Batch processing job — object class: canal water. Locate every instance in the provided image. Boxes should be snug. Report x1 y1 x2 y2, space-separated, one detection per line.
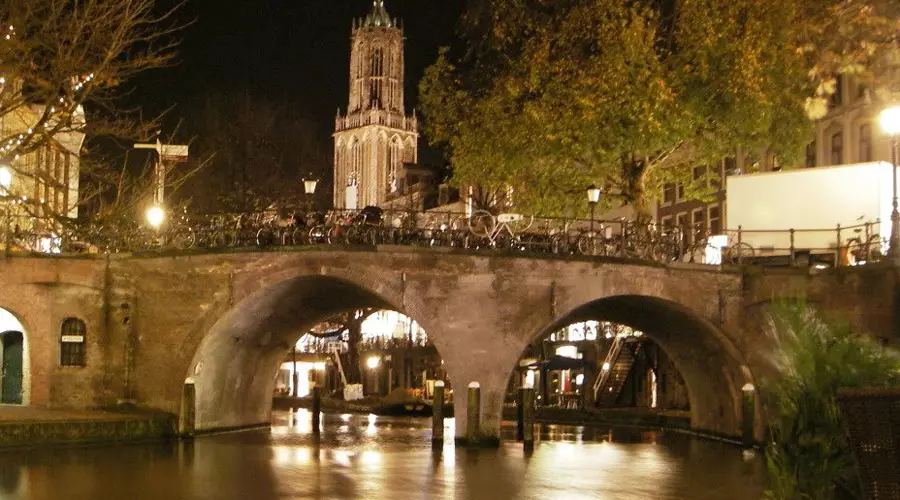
0 410 764 499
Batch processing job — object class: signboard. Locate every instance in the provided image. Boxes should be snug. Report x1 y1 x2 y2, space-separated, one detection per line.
60 335 84 343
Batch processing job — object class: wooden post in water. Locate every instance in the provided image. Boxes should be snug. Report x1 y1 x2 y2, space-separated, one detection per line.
467 382 481 446
181 380 196 439
432 380 445 447
516 387 525 441
523 387 535 451
312 386 321 435
741 383 756 447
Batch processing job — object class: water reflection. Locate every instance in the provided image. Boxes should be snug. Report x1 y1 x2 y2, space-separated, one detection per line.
0 410 764 500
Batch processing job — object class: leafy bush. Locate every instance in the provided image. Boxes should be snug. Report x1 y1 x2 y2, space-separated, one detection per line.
763 300 900 500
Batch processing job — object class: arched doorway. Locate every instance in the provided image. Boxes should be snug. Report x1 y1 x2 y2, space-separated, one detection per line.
0 307 28 405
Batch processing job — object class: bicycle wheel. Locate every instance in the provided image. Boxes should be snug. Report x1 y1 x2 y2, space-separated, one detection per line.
170 227 196 250
725 242 754 264
576 233 599 256
291 227 308 245
468 210 496 239
256 227 275 248
866 234 883 262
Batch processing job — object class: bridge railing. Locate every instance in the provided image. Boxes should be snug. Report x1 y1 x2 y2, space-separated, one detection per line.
0 207 887 268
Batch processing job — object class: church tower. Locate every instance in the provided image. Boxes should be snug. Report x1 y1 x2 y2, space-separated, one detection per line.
333 0 418 209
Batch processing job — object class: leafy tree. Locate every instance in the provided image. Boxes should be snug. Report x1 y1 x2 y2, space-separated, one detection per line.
763 300 900 500
420 0 900 218
0 0 186 219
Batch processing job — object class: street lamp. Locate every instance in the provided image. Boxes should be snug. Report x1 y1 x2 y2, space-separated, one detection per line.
145 205 165 229
303 175 319 213
879 105 900 263
586 184 602 237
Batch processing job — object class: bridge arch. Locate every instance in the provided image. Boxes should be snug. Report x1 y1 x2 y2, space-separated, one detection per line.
524 294 755 438
184 272 452 432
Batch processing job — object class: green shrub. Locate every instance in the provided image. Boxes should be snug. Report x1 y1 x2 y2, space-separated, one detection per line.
763 300 900 500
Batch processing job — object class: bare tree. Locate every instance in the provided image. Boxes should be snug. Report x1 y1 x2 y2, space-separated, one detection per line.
0 0 185 220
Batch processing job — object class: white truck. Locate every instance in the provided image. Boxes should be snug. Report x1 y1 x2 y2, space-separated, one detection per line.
725 161 897 265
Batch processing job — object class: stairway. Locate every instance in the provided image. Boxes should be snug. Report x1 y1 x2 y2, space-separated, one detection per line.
595 341 641 407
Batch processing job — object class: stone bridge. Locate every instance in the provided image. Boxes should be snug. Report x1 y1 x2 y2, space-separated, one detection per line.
0 247 895 442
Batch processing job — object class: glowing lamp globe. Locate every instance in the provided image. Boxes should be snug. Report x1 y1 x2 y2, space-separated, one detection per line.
366 356 380 369
146 206 165 228
880 105 900 137
303 178 319 195
586 185 602 204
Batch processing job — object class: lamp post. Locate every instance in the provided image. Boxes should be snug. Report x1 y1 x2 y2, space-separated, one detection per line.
880 105 900 264
586 185 602 236
303 175 319 213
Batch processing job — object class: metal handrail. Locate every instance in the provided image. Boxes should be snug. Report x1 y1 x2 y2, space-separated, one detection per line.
593 335 625 401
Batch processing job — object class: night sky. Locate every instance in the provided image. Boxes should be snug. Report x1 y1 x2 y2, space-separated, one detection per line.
134 0 466 160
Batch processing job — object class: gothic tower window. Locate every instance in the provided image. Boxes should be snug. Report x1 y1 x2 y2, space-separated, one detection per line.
370 47 384 109
351 138 362 184
388 137 401 192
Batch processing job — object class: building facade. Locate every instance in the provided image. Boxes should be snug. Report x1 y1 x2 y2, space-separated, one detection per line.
1 93 84 223
657 74 896 246
333 0 418 210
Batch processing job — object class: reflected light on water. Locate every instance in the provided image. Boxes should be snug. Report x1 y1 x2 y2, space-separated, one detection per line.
361 450 381 466
366 414 377 436
2 412 765 500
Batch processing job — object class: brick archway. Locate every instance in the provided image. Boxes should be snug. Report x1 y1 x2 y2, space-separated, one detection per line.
184 273 451 433
524 295 756 438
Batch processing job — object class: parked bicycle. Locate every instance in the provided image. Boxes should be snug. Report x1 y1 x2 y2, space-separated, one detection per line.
467 210 534 249
846 216 882 265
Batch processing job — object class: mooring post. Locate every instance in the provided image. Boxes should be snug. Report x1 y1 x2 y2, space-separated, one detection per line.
516 387 525 441
523 387 535 451
432 380 445 447
181 379 196 439
312 386 321 435
741 383 756 447
467 382 481 446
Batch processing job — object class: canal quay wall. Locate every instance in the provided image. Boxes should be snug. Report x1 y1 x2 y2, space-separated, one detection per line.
0 248 895 446
0 407 175 448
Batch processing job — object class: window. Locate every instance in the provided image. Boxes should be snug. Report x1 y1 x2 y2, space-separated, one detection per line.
829 75 843 108
60 318 86 367
693 166 704 181
708 205 722 235
676 212 689 246
830 132 843 165
724 157 739 176
805 141 816 168
692 208 706 240
859 124 872 163
676 183 685 202
660 216 673 228
662 183 675 205
711 161 724 190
